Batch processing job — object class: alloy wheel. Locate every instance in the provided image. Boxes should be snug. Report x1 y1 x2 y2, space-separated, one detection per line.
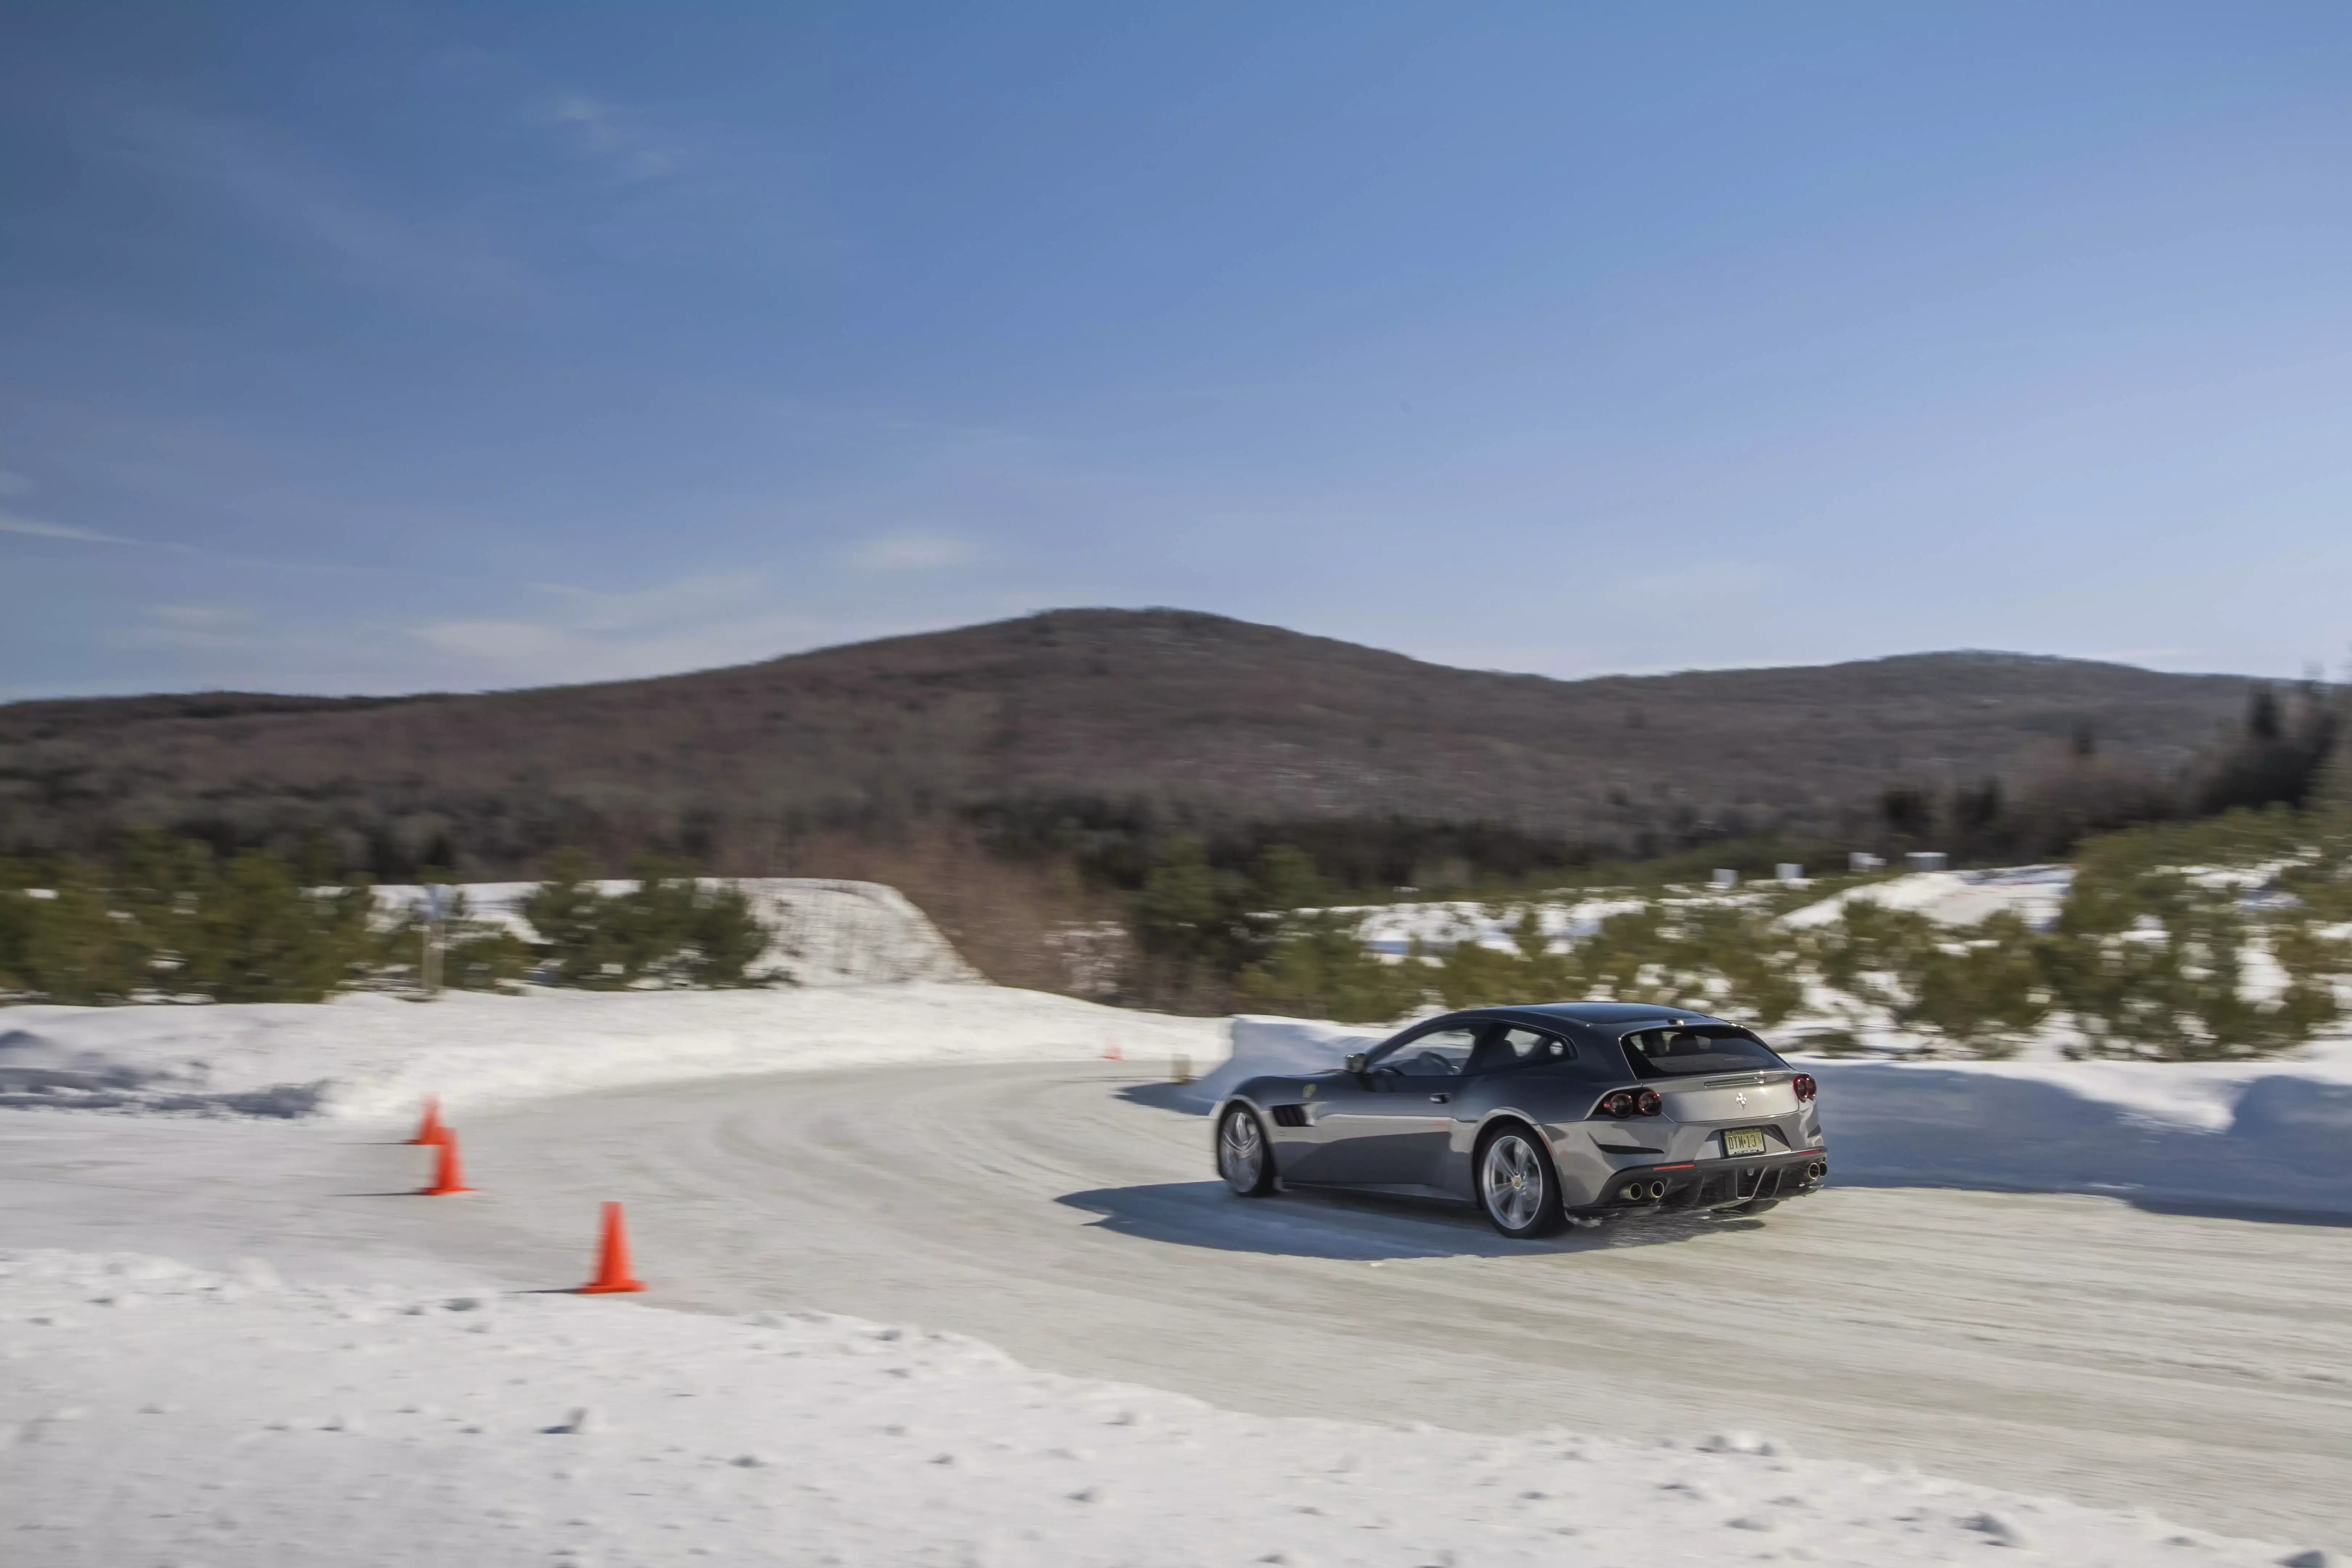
1482 1133 1545 1231
1218 1108 1265 1192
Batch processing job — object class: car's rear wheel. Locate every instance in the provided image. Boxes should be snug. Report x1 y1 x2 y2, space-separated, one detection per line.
1216 1106 1276 1197
1477 1125 1565 1238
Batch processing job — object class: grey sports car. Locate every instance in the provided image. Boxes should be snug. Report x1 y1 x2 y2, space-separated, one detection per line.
1211 1003 1826 1238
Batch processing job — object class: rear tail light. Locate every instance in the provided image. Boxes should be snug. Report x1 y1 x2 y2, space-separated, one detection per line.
1793 1074 1818 1103
1597 1089 1664 1118
1598 1091 1636 1118
1633 1088 1662 1116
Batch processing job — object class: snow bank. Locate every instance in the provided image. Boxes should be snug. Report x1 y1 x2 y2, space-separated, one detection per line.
1184 1014 1385 1107
1342 895 1649 954
1781 865 2076 929
1806 1052 2352 1217
1332 868 2078 954
376 876 981 985
0 984 1224 1126
2 1248 2324 1568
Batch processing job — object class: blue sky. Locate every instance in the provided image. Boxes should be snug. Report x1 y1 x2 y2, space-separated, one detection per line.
3 3 2349 698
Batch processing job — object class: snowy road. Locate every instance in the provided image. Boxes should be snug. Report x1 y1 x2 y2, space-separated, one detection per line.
6 1059 2349 1548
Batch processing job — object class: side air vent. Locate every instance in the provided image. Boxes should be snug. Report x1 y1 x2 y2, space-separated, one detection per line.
1270 1104 1309 1128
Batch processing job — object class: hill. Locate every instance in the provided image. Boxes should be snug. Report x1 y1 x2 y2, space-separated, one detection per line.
0 608 2256 877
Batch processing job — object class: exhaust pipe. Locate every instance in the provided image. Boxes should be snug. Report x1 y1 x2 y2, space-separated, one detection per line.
1646 1180 1669 1200
1619 1181 1645 1202
1806 1161 1826 1180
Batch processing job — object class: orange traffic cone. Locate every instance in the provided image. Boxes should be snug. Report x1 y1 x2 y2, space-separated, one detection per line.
420 1129 473 1195
408 1095 447 1146
577 1201 644 1294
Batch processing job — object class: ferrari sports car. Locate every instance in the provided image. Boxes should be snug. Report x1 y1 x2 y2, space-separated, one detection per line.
1211 1003 1826 1238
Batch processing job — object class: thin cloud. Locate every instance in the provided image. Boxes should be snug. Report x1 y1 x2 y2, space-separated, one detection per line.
846 535 977 572
0 470 34 498
147 604 257 631
0 512 132 545
117 107 528 307
119 604 265 650
525 572 768 631
410 572 829 684
544 94 676 182
409 613 830 685
1600 559 1784 609
411 618 576 666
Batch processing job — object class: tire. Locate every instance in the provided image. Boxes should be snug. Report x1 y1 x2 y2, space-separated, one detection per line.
1476 1124 1566 1239
1216 1105 1277 1197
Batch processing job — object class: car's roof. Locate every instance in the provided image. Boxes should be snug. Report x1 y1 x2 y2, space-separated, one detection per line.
1446 1001 1728 1031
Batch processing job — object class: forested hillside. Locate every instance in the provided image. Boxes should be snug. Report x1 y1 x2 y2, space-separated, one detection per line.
0 608 2263 864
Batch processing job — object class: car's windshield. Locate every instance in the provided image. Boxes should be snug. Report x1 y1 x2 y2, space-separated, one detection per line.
1619 1025 1784 1078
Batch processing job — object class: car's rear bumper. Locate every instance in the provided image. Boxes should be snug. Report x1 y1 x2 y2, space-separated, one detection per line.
1577 1148 1828 1213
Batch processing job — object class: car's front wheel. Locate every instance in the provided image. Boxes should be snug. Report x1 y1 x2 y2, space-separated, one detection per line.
1216 1105 1277 1197
1477 1125 1565 1238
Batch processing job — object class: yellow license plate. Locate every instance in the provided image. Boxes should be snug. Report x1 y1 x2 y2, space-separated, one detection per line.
1722 1127 1768 1157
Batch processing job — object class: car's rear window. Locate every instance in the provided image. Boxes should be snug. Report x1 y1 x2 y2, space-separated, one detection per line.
1618 1025 1784 1078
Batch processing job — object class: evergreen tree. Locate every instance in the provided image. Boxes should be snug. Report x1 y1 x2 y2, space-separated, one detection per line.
375 888 534 993
1134 838 1224 961
678 879 768 986
522 850 630 988
2314 734 2352 814
16 857 150 1003
1251 844 1325 915
176 850 371 1003
1234 910 1424 1024
1904 909 2049 1055
519 851 771 989
0 858 34 993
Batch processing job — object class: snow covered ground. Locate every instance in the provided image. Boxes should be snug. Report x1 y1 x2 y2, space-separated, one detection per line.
375 876 980 986
9 977 2351 1214
1779 865 2077 929
1326 868 2077 957
1813 1050 2352 1216
0 982 1221 1124
1343 895 1650 955
8 1245 2335 1568
4 985 2350 1562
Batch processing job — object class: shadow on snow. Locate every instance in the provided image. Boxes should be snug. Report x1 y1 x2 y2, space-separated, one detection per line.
1055 1179 1763 1262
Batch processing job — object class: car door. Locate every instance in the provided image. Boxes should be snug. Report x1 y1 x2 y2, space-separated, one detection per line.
1445 1025 1573 1195
1306 1024 1484 1188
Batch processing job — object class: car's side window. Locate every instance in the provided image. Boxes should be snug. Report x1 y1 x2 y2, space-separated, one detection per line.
1468 1026 1571 1073
1371 1026 1480 1077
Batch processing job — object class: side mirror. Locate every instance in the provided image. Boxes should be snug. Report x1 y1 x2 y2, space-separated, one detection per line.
1344 1053 1369 1075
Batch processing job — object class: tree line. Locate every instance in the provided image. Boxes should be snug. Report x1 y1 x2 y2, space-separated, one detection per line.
1110 683 2349 1013
0 840 768 1005
1173 801 2352 1062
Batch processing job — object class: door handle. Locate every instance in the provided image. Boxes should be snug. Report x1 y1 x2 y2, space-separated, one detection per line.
1428 1093 1449 1103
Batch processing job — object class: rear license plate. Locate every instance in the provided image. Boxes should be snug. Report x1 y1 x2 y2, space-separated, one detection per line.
1721 1127 1768 1158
